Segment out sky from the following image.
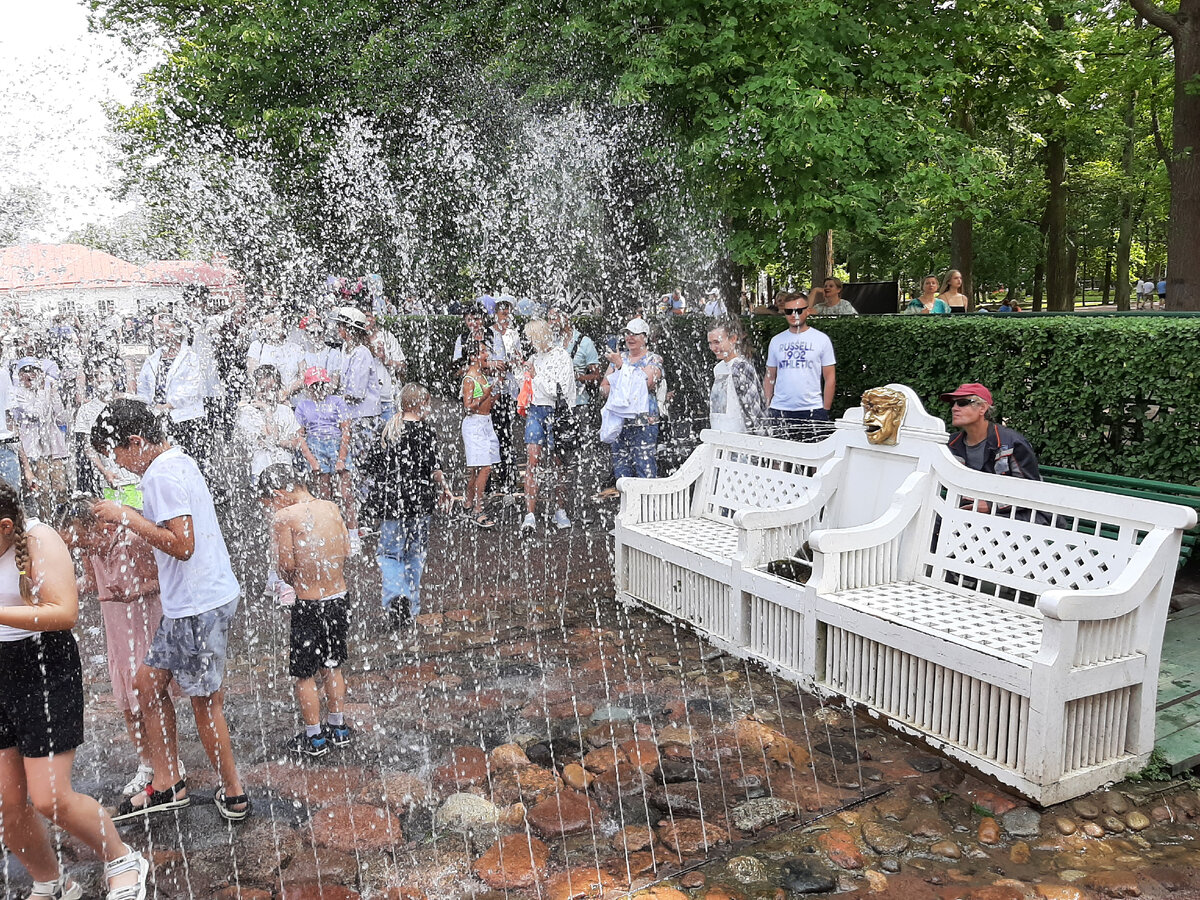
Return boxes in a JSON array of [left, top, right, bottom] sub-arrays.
[[0, 0, 147, 239]]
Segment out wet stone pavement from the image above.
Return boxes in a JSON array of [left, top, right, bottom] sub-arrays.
[[28, 498, 1200, 899]]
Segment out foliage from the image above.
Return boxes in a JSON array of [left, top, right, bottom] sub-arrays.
[[0, 184, 52, 246], [1127, 747, 1173, 782], [654, 314, 1200, 484]]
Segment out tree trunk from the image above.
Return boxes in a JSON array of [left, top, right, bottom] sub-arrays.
[[1032, 260, 1045, 312], [1115, 90, 1137, 311], [1102, 246, 1113, 306], [1129, 0, 1200, 308], [811, 230, 833, 288], [714, 255, 743, 313], [1045, 136, 1073, 311], [951, 217, 973, 307]]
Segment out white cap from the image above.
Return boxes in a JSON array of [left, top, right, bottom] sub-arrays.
[[624, 317, 650, 335], [334, 306, 368, 331]]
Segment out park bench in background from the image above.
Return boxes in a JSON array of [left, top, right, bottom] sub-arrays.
[[1040, 465, 1200, 570], [617, 386, 1196, 804]]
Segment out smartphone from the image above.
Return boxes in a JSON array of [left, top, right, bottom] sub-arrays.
[[606, 336, 619, 352]]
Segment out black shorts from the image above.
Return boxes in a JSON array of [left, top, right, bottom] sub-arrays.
[[0, 631, 85, 757], [289, 595, 349, 679]]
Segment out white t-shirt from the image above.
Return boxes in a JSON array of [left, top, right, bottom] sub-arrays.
[[73, 397, 107, 435], [371, 330, 406, 405], [140, 447, 240, 617], [710, 360, 745, 433], [236, 402, 301, 479], [248, 340, 303, 387], [766, 327, 836, 412]]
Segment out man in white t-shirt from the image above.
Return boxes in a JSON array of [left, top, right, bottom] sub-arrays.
[[763, 293, 836, 441], [91, 398, 248, 823]]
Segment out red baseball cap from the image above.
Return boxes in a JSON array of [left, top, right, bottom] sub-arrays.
[[939, 383, 993, 406], [303, 366, 331, 386]]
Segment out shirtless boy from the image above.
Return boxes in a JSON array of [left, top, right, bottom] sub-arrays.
[[258, 464, 352, 757]]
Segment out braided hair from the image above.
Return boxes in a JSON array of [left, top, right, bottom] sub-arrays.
[[0, 479, 33, 604]]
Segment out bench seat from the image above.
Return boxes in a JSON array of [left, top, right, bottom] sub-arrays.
[[830, 583, 1043, 662], [635, 516, 741, 562]]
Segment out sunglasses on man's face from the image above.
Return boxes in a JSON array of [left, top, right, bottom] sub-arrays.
[[951, 397, 979, 408], [783, 307, 806, 317]]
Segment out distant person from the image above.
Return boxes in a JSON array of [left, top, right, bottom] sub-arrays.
[[235, 365, 303, 482], [707, 319, 766, 434], [661, 287, 686, 316], [1136, 278, 1154, 310], [11, 358, 70, 521], [460, 339, 500, 529], [259, 464, 352, 757], [600, 318, 663, 479], [360, 384, 450, 631], [904, 276, 952, 314], [703, 288, 727, 318], [520, 320, 576, 535], [762, 294, 836, 441], [0, 354, 20, 492], [136, 314, 206, 459], [1157, 278, 1167, 307], [91, 398, 248, 822], [810, 277, 858, 316], [939, 269, 969, 313]]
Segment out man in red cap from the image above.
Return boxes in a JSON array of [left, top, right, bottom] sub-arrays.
[[941, 383, 1042, 509]]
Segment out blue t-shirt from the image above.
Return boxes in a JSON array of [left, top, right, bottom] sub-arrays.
[[294, 395, 350, 442]]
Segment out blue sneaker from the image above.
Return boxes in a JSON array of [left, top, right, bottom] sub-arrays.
[[286, 731, 328, 758], [324, 723, 353, 747]]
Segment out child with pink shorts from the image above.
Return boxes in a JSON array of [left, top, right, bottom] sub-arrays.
[[61, 499, 184, 798]]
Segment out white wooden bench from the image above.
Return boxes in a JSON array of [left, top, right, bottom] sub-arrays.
[[808, 453, 1196, 804], [614, 430, 841, 652]]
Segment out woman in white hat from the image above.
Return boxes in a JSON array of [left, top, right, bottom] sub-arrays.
[[599, 317, 663, 480]]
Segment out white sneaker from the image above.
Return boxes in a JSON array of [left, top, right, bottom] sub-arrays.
[[552, 508, 571, 530], [520, 513, 536, 534], [348, 532, 362, 557], [121, 764, 154, 798]]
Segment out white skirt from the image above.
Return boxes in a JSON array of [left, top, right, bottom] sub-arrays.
[[462, 414, 501, 467]]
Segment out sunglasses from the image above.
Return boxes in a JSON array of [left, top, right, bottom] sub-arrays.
[[783, 308, 806, 317], [951, 397, 980, 408]]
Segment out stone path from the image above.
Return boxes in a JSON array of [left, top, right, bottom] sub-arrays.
[[36, 499, 1200, 899]]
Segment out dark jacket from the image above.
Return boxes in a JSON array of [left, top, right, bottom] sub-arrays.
[[360, 420, 442, 518], [947, 423, 1042, 481]]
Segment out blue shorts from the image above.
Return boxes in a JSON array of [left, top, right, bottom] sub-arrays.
[[307, 433, 350, 474], [524, 404, 555, 448], [144, 596, 239, 697]]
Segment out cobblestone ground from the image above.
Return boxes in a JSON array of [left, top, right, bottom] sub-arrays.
[[21, 493, 1200, 900]]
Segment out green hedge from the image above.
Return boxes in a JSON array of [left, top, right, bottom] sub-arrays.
[[383, 314, 1200, 485]]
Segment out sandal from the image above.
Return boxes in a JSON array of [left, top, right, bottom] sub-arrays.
[[112, 779, 189, 822], [214, 787, 251, 822], [104, 848, 148, 900], [472, 512, 497, 529], [27, 873, 82, 900]]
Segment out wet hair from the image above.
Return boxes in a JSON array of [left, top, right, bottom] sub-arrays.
[[383, 383, 433, 444], [90, 398, 166, 453], [258, 463, 301, 499], [464, 339, 489, 362], [524, 319, 552, 352], [254, 364, 281, 387], [0, 480, 34, 604], [59, 496, 99, 528]]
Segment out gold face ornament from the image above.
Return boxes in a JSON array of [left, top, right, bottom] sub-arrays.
[[861, 387, 907, 445]]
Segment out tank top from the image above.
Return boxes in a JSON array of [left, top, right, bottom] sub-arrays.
[[0, 521, 42, 642]]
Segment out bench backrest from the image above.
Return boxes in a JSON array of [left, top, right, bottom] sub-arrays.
[[693, 434, 831, 522], [919, 464, 1147, 609]]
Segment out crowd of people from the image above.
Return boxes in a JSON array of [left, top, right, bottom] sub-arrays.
[[0, 278, 1048, 900]]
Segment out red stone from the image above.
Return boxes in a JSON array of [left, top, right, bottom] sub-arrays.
[[278, 885, 360, 900], [244, 762, 371, 808], [619, 739, 661, 774], [433, 746, 489, 790], [489, 766, 562, 805], [1082, 871, 1143, 898], [489, 743, 531, 770], [379, 890, 427, 900], [310, 804, 404, 852], [526, 790, 605, 837], [818, 829, 864, 869], [214, 889, 272, 900], [583, 746, 627, 774], [471, 834, 550, 889], [656, 818, 728, 857], [965, 789, 1020, 816], [611, 825, 654, 852], [544, 866, 615, 900], [549, 701, 594, 720]]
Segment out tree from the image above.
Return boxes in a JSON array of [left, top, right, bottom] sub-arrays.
[[1128, 0, 1200, 308], [0, 185, 51, 246]]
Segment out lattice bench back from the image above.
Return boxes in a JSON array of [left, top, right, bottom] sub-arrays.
[[922, 475, 1146, 609], [699, 445, 824, 523]]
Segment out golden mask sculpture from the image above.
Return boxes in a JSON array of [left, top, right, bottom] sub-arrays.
[[862, 387, 907, 445]]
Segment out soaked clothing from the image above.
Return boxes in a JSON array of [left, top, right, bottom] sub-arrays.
[[288, 593, 349, 679], [0, 630, 84, 757], [359, 420, 442, 518], [144, 595, 239, 696]]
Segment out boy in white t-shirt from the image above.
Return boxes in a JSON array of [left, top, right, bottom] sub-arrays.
[[91, 398, 249, 823], [763, 293, 837, 441]]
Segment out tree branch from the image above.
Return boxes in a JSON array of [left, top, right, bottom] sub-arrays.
[[1149, 69, 1173, 182], [1128, 0, 1179, 38]]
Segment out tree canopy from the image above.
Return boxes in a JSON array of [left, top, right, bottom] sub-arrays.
[[89, 0, 1187, 308]]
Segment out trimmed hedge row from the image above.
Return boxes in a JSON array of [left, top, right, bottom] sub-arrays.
[[384, 314, 1200, 485]]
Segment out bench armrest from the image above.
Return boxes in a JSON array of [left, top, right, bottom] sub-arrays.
[[809, 470, 929, 554], [732, 457, 843, 530], [617, 449, 708, 525], [1038, 528, 1176, 621]]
